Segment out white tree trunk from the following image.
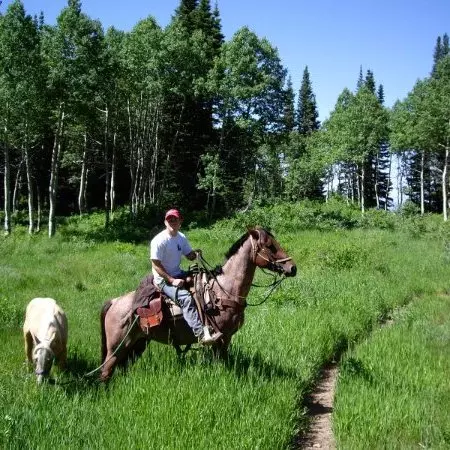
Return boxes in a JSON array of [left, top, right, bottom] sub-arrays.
[[36, 182, 41, 233], [442, 146, 448, 221], [3, 139, 11, 235], [12, 158, 23, 214], [385, 152, 392, 211], [420, 150, 425, 216], [360, 163, 365, 215], [103, 106, 110, 228], [374, 153, 380, 209], [110, 130, 117, 216], [78, 131, 88, 215], [24, 141, 35, 234], [49, 104, 65, 238]]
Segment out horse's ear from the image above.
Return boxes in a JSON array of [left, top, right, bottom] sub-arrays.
[[34, 336, 40, 345], [249, 228, 260, 241]]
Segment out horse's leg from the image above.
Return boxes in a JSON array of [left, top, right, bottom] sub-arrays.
[[127, 337, 149, 363], [101, 334, 145, 380], [100, 351, 118, 381], [58, 346, 67, 370], [100, 323, 144, 380], [24, 331, 33, 366], [212, 335, 231, 359]]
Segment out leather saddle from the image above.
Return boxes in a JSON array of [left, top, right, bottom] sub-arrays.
[[134, 272, 216, 334]]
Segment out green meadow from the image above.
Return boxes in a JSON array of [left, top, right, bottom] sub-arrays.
[[1, 203, 449, 449]]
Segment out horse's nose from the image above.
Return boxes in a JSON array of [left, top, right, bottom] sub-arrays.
[[288, 265, 297, 277]]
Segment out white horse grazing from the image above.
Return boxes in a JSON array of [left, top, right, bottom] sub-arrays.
[[23, 298, 68, 383]]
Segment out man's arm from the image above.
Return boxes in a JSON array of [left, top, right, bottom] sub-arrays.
[[151, 259, 175, 284], [151, 259, 185, 287]]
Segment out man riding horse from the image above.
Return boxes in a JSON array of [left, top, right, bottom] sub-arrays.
[[150, 208, 222, 345]]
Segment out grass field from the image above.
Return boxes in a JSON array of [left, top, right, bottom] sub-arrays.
[[334, 293, 450, 449], [1, 207, 449, 449]]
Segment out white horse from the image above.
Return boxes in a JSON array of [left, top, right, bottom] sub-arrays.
[[23, 298, 68, 383]]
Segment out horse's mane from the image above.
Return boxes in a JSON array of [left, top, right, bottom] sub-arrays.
[[224, 231, 250, 260], [224, 227, 273, 260]]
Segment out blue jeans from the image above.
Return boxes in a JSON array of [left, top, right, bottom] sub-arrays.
[[158, 274, 203, 337]]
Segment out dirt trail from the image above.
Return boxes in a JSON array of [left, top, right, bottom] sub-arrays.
[[294, 362, 339, 449]]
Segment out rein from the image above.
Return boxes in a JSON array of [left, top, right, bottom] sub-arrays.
[[196, 242, 287, 308]]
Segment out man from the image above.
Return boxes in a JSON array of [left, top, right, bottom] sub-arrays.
[[150, 208, 222, 345]]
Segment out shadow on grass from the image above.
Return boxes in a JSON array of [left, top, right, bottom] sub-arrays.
[[174, 345, 298, 382], [52, 352, 105, 394]]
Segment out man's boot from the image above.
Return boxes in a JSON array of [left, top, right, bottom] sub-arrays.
[[199, 325, 223, 345]]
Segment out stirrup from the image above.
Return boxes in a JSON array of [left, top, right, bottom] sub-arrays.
[[199, 326, 223, 345]]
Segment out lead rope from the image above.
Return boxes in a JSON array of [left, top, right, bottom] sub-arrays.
[[54, 314, 140, 385]]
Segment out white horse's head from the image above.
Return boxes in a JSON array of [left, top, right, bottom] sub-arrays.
[[33, 340, 55, 384]]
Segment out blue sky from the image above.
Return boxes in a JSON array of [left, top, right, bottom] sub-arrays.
[[2, 0, 449, 121]]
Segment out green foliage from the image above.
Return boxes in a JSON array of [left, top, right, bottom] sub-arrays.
[[317, 241, 367, 270], [0, 296, 23, 327], [398, 199, 421, 217]]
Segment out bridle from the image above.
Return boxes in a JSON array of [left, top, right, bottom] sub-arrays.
[[250, 235, 292, 274], [34, 342, 54, 376], [195, 234, 293, 307]]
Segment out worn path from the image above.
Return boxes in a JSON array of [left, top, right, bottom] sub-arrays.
[[295, 362, 338, 449]]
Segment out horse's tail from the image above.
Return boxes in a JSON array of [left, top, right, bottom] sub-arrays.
[[100, 300, 113, 363]]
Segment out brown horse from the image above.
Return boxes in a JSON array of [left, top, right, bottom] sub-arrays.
[[99, 227, 296, 380]]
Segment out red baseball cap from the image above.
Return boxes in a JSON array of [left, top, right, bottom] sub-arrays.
[[165, 208, 183, 220]]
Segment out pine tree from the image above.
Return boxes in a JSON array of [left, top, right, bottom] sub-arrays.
[[165, 0, 224, 210], [174, 0, 198, 33], [432, 33, 449, 75], [365, 69, 376, 94], [283, 76, 295, 132], [296, 66, 320, 135], [357, 65, 364, 90], [287, 66, 322, 200], [377, 84, 385, 104]]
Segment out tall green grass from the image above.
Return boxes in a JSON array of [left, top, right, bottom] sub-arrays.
[[334, 294, 450, 449], [1, 207, 449, 449]]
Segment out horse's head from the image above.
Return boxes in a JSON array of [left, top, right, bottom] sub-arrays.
[[33, 341, 54, 384], [249, 228, 297, 277]]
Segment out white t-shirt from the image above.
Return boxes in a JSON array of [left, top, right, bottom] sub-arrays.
[[150, 229, 193, 285]]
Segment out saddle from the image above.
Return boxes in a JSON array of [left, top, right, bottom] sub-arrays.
[[136, 297, 163, 331], [132, 270, 219, 335]]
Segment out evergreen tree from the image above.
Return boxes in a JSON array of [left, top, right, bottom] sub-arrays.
[[174, 0, 198, 33], [356, 65, 364, 89], [283, 76, 295, 132], [365, 69, 376, 94], [377, 84, 385, 104], [296, 66, 320, 134], [211, 1, 224, 53], [432, 33, 449, 75]]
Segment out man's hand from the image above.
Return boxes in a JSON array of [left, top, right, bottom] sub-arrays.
[[171, 278, 184, 287]]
